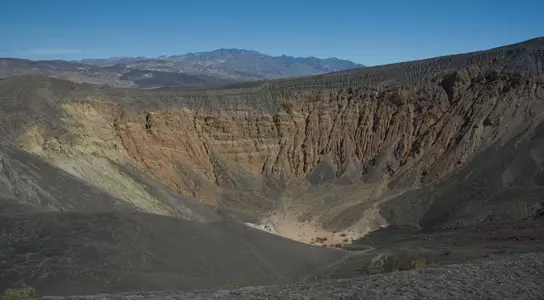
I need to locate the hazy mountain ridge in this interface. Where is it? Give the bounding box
[79,48,363,79]
[0,49,362,88]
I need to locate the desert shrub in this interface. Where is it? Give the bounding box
[224,283,240,289]
[409,259,429,269]
[382,253,429,273]
[2,285,36,299]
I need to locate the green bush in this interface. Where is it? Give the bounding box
[409,259,429,269]
[2,286,36,299]
[224,283,240,289]
[382,253,429,273]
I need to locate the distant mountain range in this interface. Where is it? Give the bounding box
[0,49,363,88]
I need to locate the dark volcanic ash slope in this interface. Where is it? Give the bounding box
[41,252,544,300]
[0,209,345,296]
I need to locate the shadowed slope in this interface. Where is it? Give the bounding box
[0,210,345,296]
[379,121,544,230]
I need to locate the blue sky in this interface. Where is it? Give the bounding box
[1,0,542,66]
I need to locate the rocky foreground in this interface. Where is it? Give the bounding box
[42,252,544,300]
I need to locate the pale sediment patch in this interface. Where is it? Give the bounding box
[244,222,276,234]
[264,214,363,246]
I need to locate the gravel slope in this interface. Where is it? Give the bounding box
[42,252,544,300]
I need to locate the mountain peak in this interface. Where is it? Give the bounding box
[213,48,255,52]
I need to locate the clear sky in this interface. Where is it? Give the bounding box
[1,0,543,66]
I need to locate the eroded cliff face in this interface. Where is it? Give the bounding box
[115,67,544,189]
[15,67,544,243]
